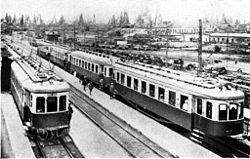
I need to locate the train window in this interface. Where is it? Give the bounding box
[47,97,58,112]
[149,84,155,97]
[219,104,228,120]
[134,78,138,91]
[82,60,84,68]
[141,81,147,94]
[59,96,67,111]
[169,91,176,106]
[109,68,113,76]
[36,97,45,113]
[180,95,188,111]
[158,87,165,102]
[127,76,131,88]
[121,73,125,85]
[85,61,87,69]
[197,98,202,115]
[79,60,82,67]
[88,63,91,70]
[92,64,94,72]
[117,72,120,82]
[95,65,98,73]
[239,102,243,118]
[229,103,238,120]
[206,102,212,119]
[104,68,107,76]
[76,59,78,66]
[100,65,104,73]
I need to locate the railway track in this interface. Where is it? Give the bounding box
[29,135,84,158]
[69,85,176,158]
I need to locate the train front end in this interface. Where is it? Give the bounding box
[24,78,71,140]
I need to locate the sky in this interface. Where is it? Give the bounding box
[1,0,250,24]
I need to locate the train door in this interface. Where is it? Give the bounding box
[244,91,250,109]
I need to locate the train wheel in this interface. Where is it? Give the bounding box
[37,130,48,141]
[56,128,69,138]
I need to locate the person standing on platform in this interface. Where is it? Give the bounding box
[68,104,73,125]
[82,76,88,91]
[88,82,94,95]
[109,83,115,99]
[99,78,104,90]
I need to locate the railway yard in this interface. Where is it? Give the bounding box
[1,32,250,158]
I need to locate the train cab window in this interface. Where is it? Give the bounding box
[134,78,138,91]
[180,95,188,111]
[121,73,125,85]
[109,68,113,76]
[239,102,243,118]
[95,65,98,73]
[206,102,212,119]
[158,87,165,102]
[141,81,147,94]
[36,97,45,113]
[117,72,120,82]
[149,84,155,97]
[229,103,238,120]
[47,97,58,112]
[169,91,176,106]
[88,63,91,71]
[59,96,67,111]
[91,64,94,72]
[197,98,202,115]
[219,104,227,120]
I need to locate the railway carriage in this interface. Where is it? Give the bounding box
[112,61,245,136]
[10,51,71,140]
[69,50,115,88]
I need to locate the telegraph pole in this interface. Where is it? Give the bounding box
[73,24,76,51]
[197,19,202,76]
[166,28,169,60]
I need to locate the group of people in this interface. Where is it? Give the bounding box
[79,75,94,95]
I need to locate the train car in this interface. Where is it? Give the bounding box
[10,52,71,140]
[112,61,246,136]
[68,50,115,88]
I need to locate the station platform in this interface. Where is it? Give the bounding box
[38,55,220,157]
[1,93,35,158]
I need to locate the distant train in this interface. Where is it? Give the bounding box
[9,36,250,137]
[7,44,71,140]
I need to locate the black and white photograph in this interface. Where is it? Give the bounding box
[1,0,250,157]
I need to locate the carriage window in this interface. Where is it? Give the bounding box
[149,84,155,97]
[121,73,125,85]
[76,59,78,66]
[36,97,45,113]
[47,97,57,112]
[229,103,238,120]
[219,104,227,120]
[169,91,176,106]
[134,78,138,91]
[239,102,244,118]
[82,60,84,68]
[117,72,120,82]
[141,81,147,94]
[158,87,165,102]
[92,64,94,72]
[88,63,91,71]
[127,76,131,88]
[100,65,104,73]
[85,61,87,69]
[59,96,67,111]
[206,102,212,119]
[95,65,98,73]
[180,95,188,111]
[109,68,113,76]
[104,68,107,76]
[79,60,82,67]
[197,98,202,115]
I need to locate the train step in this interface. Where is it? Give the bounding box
[190,129,205,143]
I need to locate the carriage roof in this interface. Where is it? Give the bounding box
[114,61,244,100]
[11,58,70,93]
[70,50,112,66]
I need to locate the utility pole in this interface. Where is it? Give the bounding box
[73,24,76,50]
[197,19,202,76]
[166,28,169,60]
